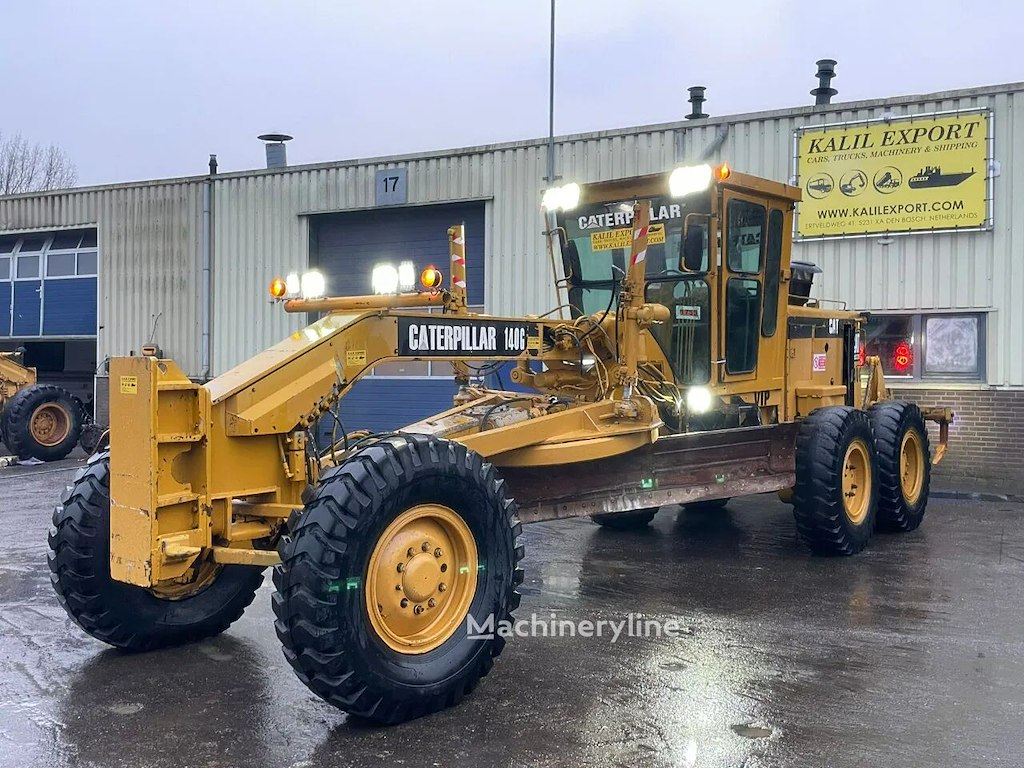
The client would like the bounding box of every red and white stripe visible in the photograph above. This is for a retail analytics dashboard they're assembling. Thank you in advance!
[630,225,649,266]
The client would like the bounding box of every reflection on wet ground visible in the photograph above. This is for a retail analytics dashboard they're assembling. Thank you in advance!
[2,462,1023,767]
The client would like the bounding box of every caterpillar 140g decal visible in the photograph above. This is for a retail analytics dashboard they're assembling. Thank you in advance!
[49,162,952,723]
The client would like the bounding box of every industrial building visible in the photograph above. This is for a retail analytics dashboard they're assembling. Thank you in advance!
[0,79,1020,481]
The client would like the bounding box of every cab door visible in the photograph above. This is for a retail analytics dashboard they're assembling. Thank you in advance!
[719,192,767,387]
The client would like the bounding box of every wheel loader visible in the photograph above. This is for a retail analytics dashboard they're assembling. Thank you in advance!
[0,350,84,461]
[49,162,952,724]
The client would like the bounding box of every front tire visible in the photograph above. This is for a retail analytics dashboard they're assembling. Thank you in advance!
[793,406,878,555]
[869,401,931,531]
[272,435,523,724]
[4,384,83,461]
[48,453,265,651]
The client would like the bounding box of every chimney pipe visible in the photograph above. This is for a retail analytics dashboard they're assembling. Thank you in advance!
[257,133,293,169]
[686,86,708,120]
[208,154,218,175]
[811,59,838,105]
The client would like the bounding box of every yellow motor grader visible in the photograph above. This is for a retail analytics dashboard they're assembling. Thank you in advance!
[0,350,84,461]
[48,163,951,724]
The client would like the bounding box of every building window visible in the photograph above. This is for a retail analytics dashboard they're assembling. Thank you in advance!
[864,312,985,381]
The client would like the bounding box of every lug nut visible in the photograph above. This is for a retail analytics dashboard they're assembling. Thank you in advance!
[407,547,415,558]
[428,599,436,608]
[438,583,447,593]
[400,598,409,608]
[396,563,404,573]
[434,548,443,558]
[414,604,424,615]
[421,541,430,552]
[395,584,402,591]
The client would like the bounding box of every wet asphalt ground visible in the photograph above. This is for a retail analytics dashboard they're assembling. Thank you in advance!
[2,459,1023,768]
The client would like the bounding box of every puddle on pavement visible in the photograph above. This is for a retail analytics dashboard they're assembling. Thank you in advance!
[731,723,773,739]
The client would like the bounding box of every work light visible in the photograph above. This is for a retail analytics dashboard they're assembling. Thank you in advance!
[668,164,713,197]
[541,182,581,212]
[300,270,326,299]
[372,263,399,294]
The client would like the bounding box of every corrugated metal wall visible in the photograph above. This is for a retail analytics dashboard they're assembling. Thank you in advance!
[3,83,1021,386]
[0,180,204,374]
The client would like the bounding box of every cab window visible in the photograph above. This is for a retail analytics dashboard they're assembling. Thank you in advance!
[761,209,785,337]
[646,277,711,385]
[726,200,765,274]
[725,277,761,374]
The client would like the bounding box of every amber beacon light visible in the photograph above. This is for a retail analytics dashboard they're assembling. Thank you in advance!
[421,266,443,290]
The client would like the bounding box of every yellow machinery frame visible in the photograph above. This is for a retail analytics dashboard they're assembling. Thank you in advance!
[107,169,951,590]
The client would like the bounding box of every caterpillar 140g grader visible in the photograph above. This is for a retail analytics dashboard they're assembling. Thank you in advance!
[49,162,952,724]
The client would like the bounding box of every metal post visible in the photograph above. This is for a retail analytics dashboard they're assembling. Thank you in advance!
[201,178,212,380]
[546,0,556,183]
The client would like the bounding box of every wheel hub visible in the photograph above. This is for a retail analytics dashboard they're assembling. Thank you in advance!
[366,504,478,654]
[30,403,71,447]
[402,552,442,603]
[900,429,925,504]
[841,438,872,525]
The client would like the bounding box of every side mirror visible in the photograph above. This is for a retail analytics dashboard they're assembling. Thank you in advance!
[681,224,705,272]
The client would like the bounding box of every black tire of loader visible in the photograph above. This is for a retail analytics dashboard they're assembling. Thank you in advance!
[792,406,879,555]
[591,508,658,530]
[4,384,83,461]
[48,453,265,651]
[868,401,931,532]
[272,434,524,725]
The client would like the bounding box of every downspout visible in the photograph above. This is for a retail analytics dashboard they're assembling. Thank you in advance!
[201,154,217,380]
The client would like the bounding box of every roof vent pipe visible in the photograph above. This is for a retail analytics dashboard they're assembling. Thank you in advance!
[811,59,838,105]
[257,133,293,169]
[208,154,218,175]
[686,86,708,120]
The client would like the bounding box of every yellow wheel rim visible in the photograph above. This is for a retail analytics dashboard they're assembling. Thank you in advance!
[366,504,478,655]
[30,403,71,447]
[899,429,925,505]
[842,438,872,525]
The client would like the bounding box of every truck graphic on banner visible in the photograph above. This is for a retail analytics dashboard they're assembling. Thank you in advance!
[794,111,990,238]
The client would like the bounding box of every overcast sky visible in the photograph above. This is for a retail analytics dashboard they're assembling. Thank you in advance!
[3,0,1020,187]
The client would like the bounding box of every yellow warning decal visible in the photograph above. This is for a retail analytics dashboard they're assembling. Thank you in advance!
[526,335,542,351]
[119,375,138,395]
[346,349,367,367]
[591,223,666,252]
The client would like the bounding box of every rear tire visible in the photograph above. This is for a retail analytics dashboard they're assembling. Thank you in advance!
[48,453,265,651]
[4,384,83,461]
[273,435,523,725]
[793,406,878,555]
[591,508,658,530]
[868,401,931,532]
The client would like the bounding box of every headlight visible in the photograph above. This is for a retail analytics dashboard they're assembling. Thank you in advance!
[669,164,713,197]
[398,260,415,292]
[541,182,581,211]
[285,272,301,296]
[685,385,714,414]
[300,270,326,299]
[372,263,399,294]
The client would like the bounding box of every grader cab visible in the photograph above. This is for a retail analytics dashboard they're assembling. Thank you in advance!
[49,162,952,724]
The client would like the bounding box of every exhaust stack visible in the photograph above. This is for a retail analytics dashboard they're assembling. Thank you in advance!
[686,86,708,120]
[811,60,838,105]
